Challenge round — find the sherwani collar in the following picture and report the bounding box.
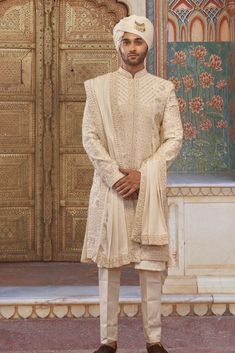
[118,66,148,79]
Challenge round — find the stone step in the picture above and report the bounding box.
[0,285,235,319]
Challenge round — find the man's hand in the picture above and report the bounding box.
[126,189,139,200]
[113,168,141,199]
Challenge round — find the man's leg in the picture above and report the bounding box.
[98,267,121,347]
[139,270,162,344]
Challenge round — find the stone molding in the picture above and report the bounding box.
[1,293,235,320]
[167,186,235,197]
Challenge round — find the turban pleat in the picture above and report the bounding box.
[113,15,154,51]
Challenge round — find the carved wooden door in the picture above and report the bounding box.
[0,0,43,261]
[0,0,127,261]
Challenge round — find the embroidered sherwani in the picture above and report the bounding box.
[81,67,183,270]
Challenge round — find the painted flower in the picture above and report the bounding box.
[200,118,213,131]
[216,80,227,89]
[230,123,235,143]
[207,95,223,111]
[171,51,187,66]
[216,119,228,129]
[190,45,207,61]
[204,54,223,71]
[183,122,197,140]
[183,74,195,91]
[189,96,204,114]
[199,72,214,88]
[178,97,186,113]
[169,76,181,91]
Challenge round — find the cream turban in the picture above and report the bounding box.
[113,15,154,51]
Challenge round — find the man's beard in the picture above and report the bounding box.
[119,48,148,66]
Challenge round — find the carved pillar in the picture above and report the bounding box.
[226,0,235,40]
[155,0,168,78]
[43,0,53,260]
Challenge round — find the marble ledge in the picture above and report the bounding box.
[213,294,235,303]
[166,173,235,196]
[1,286,235,305]
[0,286,140,305]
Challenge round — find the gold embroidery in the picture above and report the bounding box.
[134,21,146,32]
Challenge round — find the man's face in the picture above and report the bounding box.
[119,32,148,66]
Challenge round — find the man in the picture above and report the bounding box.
[81,14,183,353]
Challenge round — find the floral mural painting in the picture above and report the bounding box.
[229,43,235,171]
[167,42,232,174]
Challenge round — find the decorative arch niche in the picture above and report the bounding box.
[181,24,187,41]
[168,14,178,42]
[208,21,215,41]
[218,15,230,41]
[189,13,206,41]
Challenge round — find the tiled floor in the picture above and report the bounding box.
[1,316,235,353]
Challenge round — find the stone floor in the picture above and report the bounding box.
[1,316,235,353]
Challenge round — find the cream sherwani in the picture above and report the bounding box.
[81,67,183,270]
[81,67,183,345]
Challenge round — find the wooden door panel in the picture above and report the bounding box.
[59,207,88,261]
[0,102,34,153]
[0,207,35,260]
[0,1,34,43]
[0,49,34,96]
[60,102,85,153]
[0,0,43,261]
[60,154,93,205]
[0,154,33,201]
[59,0,121,43]
[0,0,128,261]
[59,50,119,100]
[54,0,128,260]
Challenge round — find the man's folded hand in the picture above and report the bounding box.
[113,168,141,199]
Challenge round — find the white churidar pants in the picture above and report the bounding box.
[99,267,163,345]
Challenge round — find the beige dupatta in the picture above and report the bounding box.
[131,150,169,245]
[91,75,129,262]
[91,74,169,264]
